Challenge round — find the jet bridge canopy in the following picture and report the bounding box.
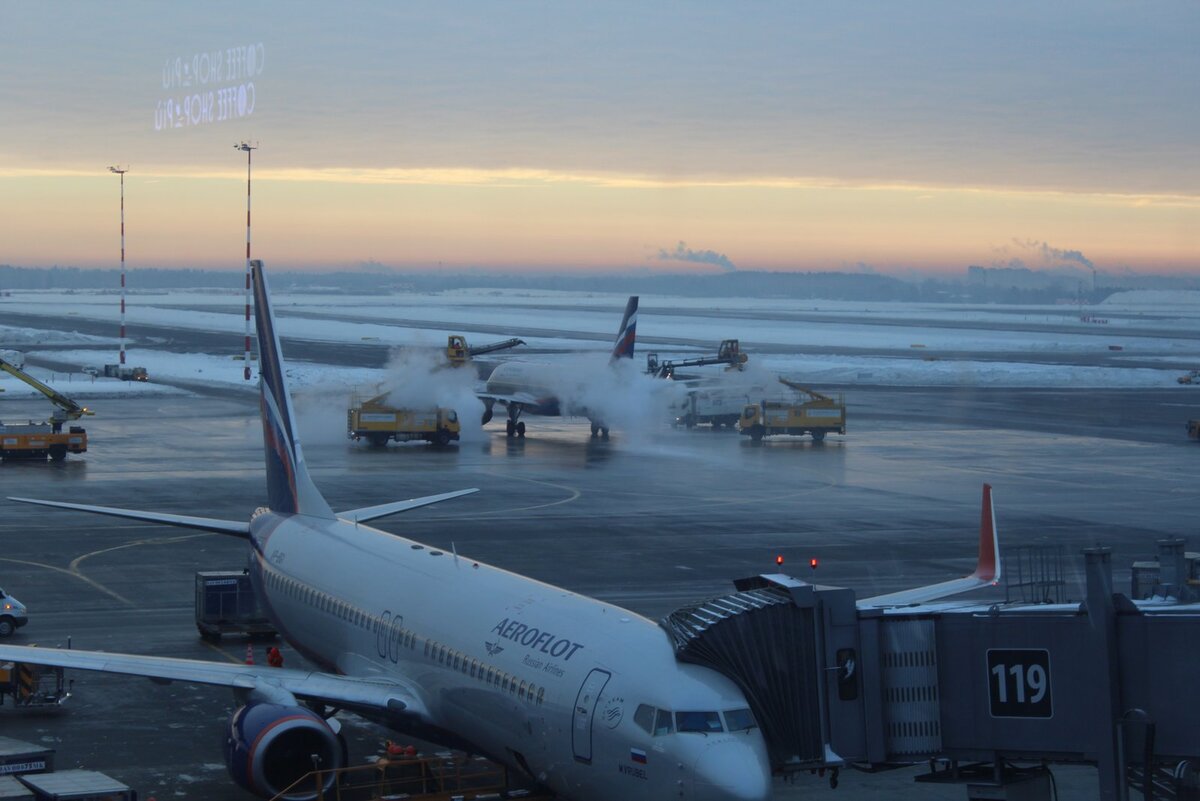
[661,584,827,771]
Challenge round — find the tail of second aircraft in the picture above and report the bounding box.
[610,296,638,362]
[252,261,334,519]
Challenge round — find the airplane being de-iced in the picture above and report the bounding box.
[0,265,774,801]
[0,262,1003,801]
[478,295,638,439]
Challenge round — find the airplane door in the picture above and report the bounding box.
[571,668,610,764]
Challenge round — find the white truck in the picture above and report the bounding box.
[0,588,28,637]
[671,383,772,430]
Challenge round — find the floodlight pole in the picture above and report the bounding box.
[236,142,258,380]
[108,166,128,366]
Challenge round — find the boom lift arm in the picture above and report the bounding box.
[647,339,747,378]
[778,376,831,402]
[0,358,93,426]
[446,336,526,366]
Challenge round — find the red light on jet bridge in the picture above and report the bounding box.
[775,555,784,567]
[809,557,819,570]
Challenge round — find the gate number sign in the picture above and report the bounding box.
[987,649,1052,718]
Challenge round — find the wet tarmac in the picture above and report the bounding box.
[0,385,1193,798]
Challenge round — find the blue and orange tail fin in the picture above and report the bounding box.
[252,261,334,519]
[609,296,638,362]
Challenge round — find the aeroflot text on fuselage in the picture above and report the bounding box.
[491,618,585,661]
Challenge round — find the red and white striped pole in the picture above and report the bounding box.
[236,142,257,380]
[108,166,128,365]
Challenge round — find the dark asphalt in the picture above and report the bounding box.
[0,384,1193,798]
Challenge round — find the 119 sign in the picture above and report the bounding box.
[987,649,1052,718]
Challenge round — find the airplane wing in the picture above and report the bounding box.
[858,484,1001,609]
[338,488,479,524]
[7,497,250,538]
[0,644,427,719]
[477,390,543,408]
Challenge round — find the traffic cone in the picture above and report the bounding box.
[245,644,254,665]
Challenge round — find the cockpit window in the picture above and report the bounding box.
[723,708,757,731]
[676,710,723,733]
[633,704,655,735]
[654,708,674,736]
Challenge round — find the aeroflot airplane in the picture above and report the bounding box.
[0,265,776,801]
[479,296,638,439]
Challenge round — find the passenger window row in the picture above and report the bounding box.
[422,638,545,706]
[264,565,379,633]
[264,565,548,707]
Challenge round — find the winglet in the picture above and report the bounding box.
[610,296,638,361]
[972,483,1001,584]
[857,483,1004,609]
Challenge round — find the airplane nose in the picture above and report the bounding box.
[693,739,772,801]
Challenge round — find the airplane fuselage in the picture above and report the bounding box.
[484,361,567,416]
[247,509,772,801]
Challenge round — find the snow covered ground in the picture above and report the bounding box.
[2,286,1198,390]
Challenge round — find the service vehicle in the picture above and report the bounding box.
[195,571,277,642]
[739,378,846,442]
[671,382,770,430]
[101,364,147,382]
[0,359,91,461]
[348,395,460,447]
[0,662,68,709]
[1188,419,1200,441]
[347,334,522,447]
[0,590,27,638]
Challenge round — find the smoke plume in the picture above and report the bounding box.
[658,241,738,273]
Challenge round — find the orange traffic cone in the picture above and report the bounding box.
[245,644,254,665]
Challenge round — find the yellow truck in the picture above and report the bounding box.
[0,357,91,460]
[739,379,846,442]
[348,394,461,447]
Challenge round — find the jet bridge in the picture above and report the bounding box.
[663,539,1200,800]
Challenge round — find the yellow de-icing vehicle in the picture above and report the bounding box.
[347,335,523,448]
[739,377,846,442]
[348,395,460,447]
[0,357,92,461]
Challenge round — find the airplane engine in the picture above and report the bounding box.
[224,702,345,800]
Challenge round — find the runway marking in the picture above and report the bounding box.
[434,473,582,517]
[69,533,211,573]
[0,558,135,607]
[0,537,217,606]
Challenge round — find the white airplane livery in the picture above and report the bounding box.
[480,296,638,439]
[1,264,774,801]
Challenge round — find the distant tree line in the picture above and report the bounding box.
[1,263,1196,304]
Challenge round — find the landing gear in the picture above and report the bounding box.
[506,409,525,438]
[589,422,609,440]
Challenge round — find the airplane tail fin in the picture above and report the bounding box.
[609,296,638,362]
[252,261,334,519]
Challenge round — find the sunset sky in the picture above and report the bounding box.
[1,2,1196,274]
